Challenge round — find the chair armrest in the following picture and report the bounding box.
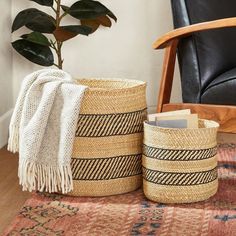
[153,17,236,49]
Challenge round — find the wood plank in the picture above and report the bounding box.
[153,17,236,49]
[162,103,236,133]
[0,147,30,234]
[156,39,178,113]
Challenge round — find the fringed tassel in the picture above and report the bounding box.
[18,160,73,194]
[7,124,19,153]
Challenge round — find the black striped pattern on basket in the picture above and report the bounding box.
[142,166,218,186]
[143,145,217,161]
[75,108,147,137]
[71,154,142,181]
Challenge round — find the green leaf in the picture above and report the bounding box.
[29,0,53,6]
[53,28,77,42]
[12,8,56,33]
[60,25,92,35]
[61,5,70,12]
[12,39,54,66]
[25,18,56,33]
[21,32,51,46]
[107,11,117,22]
[81,15,112,33]
[53,25,92,42]
[66,0,117,21]
[96,16,112,27]
[80,19,99,33]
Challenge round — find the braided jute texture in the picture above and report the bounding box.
[69,78,147,196]
[143,119,219,203]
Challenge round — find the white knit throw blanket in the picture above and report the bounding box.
[7,69,87,194]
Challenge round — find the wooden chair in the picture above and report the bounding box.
[154,1,236,133]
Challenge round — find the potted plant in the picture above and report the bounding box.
[11,0,117,69]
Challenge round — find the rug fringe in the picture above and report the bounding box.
[18,160,73,194]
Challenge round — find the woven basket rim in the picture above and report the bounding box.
[75,78,146,93]
[144,119,219,131]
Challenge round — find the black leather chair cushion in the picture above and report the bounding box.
[171,0,236,105]
[201,68,236,105]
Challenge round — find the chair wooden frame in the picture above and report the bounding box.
[153,17,236,133]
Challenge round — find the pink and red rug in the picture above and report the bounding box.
[3,143,236,236]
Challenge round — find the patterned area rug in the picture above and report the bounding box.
[3,143,236,236]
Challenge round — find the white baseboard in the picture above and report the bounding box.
[0,109,13,149]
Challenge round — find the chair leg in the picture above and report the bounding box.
[157,39,178,113]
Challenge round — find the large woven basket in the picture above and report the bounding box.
[69,78,147,196]
[142,119,219,203]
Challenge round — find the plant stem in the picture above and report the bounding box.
[55,0,63,69]
[56,41,63,69]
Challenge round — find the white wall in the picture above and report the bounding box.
[0,1,13,116]
[12,0,182,111]
[0,1,13,148]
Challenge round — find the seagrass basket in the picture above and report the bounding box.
[69,78,147,196]
[142,119,219,203]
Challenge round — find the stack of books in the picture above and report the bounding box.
[147,109,198,129]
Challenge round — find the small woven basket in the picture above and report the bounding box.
[69,78,147,196]
[142,119,219,203]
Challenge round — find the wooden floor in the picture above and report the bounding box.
[0,133,235,234]
[0,147,30,234]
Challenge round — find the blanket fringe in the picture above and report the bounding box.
[18,160,73,194]
[7,125,19,153]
